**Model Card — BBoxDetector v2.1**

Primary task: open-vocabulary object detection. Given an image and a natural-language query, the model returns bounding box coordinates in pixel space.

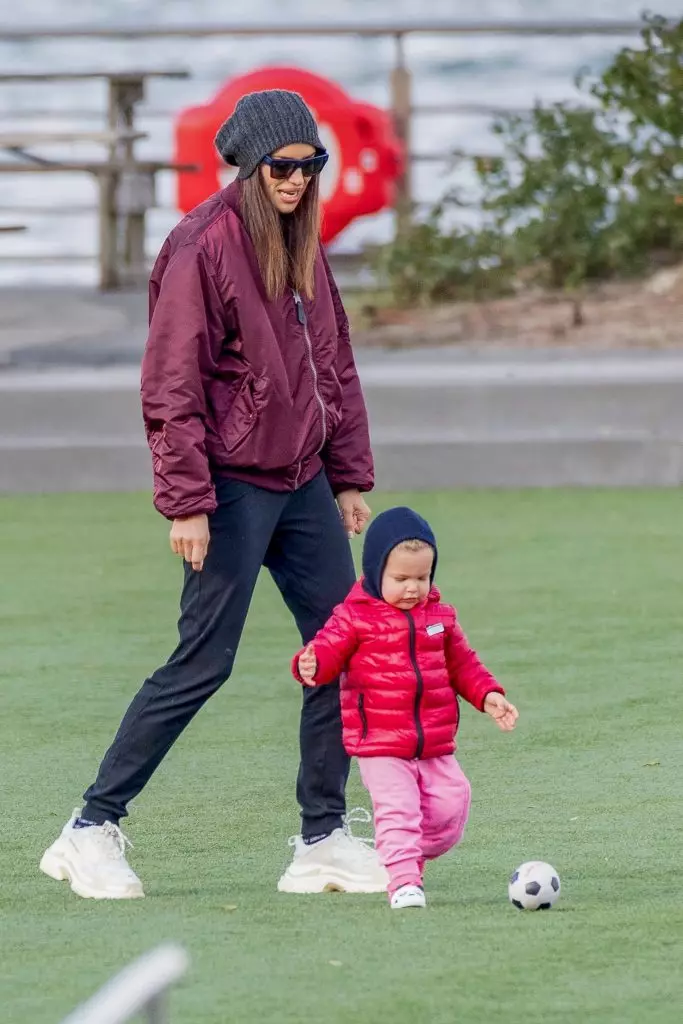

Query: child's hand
[484,692,519,731]
[298,645,318,687]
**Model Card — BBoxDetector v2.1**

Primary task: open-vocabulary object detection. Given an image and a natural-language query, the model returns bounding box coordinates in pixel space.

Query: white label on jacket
[426,622,444,636]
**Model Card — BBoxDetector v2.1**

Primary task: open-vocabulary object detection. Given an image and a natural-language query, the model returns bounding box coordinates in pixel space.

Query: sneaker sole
[39,847,144,900]
[277,872,387,895]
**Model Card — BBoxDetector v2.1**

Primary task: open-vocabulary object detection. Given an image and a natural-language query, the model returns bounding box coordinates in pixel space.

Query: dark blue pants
[83,472,356,838]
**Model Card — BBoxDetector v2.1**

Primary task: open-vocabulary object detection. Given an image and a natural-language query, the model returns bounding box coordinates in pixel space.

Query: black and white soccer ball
[508,861,561,911]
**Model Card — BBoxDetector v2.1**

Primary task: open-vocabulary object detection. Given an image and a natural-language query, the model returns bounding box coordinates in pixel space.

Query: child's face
[381,547,434,610]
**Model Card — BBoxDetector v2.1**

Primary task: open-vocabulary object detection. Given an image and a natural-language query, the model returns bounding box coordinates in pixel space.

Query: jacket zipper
[403,611,425,759]
[357,693,368,741]
[293,289,327,455]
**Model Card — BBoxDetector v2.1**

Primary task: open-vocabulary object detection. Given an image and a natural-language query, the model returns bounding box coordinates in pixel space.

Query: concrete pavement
[1,288,682,492]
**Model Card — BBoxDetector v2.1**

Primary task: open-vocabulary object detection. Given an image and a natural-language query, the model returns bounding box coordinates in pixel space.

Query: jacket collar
[219,180,242,217]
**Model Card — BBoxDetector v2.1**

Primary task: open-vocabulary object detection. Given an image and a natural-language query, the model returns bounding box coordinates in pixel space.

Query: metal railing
[59,944,189,1024]
[0,19,648,286]
[0,19,653,38]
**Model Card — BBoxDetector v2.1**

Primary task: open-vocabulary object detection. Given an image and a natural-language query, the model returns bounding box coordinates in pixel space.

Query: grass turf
[1,489,682,1023]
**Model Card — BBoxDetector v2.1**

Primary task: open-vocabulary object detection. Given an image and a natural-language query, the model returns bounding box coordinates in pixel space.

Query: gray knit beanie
[215,89,324,180]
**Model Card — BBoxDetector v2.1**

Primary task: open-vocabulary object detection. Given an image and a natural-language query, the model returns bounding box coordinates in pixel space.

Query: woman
[40,89,387,900]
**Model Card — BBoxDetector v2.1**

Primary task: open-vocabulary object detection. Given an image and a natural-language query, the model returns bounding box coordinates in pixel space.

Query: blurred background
[2,0,681,283]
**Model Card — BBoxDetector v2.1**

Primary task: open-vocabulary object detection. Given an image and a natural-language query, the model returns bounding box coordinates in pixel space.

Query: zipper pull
[293,289,306,325]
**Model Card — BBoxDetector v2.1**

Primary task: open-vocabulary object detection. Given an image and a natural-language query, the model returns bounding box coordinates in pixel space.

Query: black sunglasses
[262,152,329,180]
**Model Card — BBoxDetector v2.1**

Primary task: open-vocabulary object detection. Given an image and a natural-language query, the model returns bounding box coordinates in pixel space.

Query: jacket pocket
[210,372,268,455]
[319,367,344,442]
[357,693,368,741]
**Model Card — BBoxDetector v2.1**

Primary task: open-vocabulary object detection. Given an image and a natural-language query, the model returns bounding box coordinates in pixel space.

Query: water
[0,0,680,285]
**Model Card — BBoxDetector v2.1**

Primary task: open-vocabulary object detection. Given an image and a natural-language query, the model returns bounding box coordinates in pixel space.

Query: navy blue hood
[362,507,438,601]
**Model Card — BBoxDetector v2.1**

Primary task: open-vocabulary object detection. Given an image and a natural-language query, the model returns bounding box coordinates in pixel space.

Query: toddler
[293,506,518,909]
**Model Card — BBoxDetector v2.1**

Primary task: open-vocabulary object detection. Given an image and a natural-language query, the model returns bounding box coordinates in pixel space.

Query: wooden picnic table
[0,69,187,165]
[0,70,187,146]
[0,71,187,153]
[0,69,191,289]
[0,157,195,289]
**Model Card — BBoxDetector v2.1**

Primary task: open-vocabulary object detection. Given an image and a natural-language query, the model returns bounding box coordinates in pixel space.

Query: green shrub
[374,12,683,312]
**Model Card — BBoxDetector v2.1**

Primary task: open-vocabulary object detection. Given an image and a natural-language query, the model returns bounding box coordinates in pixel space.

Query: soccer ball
[508,861,561,911]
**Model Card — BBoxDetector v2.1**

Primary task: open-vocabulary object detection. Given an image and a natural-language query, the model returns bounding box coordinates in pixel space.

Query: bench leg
[98,171,120,291]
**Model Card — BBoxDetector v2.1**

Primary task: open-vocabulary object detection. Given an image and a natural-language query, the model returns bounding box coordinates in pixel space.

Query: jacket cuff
[478,684,505,712]
[155,491,217,522]
[291,651,319,687]
[328,478,374,497]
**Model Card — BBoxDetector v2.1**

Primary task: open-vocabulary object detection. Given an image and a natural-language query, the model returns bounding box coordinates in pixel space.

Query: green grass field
[1,489,682,1024]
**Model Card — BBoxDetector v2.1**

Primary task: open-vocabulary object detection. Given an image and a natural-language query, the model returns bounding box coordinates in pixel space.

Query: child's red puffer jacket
[292,581,504,759]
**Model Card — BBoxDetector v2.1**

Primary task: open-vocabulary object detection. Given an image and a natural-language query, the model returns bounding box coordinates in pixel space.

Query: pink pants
[358,754,472,895]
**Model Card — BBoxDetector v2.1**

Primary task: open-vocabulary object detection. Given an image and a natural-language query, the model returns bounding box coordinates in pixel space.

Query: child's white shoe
[390,884,426,909]
[40,809,144,900]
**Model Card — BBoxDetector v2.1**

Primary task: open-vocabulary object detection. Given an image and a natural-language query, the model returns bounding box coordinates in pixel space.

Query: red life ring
[174,66,403,244]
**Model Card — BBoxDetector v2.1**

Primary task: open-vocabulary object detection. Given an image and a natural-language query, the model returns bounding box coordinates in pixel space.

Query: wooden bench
[0,70,192,289]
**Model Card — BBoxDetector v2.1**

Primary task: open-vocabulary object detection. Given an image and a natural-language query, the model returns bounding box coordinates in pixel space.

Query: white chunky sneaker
[277,808,389,894]
[390,885,426,910]
[39,809,144,900]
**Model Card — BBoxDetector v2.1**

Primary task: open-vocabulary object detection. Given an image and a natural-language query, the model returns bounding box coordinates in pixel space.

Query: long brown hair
[239,172,321,301]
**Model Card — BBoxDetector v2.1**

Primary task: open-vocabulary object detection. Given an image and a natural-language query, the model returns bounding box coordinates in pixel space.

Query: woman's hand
[170,514,210,572]
[483,692,519,731]
[337,490,371,539]
[298,644,318,687]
